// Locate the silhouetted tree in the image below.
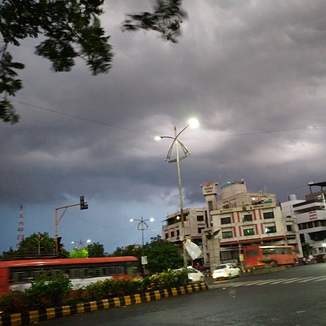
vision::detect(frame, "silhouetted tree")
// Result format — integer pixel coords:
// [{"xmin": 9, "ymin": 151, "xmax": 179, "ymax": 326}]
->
[
  {"xmin": 87, "ymin": 242, "xmax": 105, "ymax": 257},
  {"xmin": 0, "ymin": 0, "xmax": 186, "ymax": 123}
]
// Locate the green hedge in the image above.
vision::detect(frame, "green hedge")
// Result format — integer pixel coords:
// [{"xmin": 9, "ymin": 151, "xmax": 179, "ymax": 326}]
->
[{"xmin": 0, "ymin": 269, "xmax": 189, "ymax": 314}]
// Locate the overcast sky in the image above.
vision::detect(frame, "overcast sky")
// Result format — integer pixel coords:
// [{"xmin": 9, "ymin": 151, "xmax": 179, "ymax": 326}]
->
[{"xmin": 1, "ymin": 0, "xmax": 326, "ymax": 254}]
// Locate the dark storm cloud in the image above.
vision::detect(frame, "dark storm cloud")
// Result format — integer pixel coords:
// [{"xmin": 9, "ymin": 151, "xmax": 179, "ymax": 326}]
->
[{"xmin": 1, "ymin": 1, "xmax": 326, "ymax": 253}]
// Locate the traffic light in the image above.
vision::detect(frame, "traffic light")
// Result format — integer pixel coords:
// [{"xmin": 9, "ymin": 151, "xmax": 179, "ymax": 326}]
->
[
  {"xmin": 56, "ymin": 236, "xmax": 63, "ymax": 251},
  {"xmin": 80, "ymin": 196, "xmax": 88, "ymax": 210}
]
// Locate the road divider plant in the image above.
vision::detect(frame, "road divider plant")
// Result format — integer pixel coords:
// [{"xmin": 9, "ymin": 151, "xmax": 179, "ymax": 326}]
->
[{"xmin": 0, "ymin": 268, "xmax": 191, "ymax": 314}]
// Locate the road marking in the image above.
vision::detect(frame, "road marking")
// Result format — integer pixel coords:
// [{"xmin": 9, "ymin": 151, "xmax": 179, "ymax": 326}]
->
[
  {"xmin": 213, "ymin": 275, "xmax": 326, "ymax": 288},
  {"xmin": 282, "ymin": 277, "xmax": 301, "ymax": 283},
  {"xmin": 267, "ymin": 278, "xmax": 289, "ymax": 284},
  {"xmin": 298, "ymin": 276, "xmax": 317, "ymax": 283},
  {"xmin": 314, "ymin": 276, "xmax": 326, "ymax": 282}
]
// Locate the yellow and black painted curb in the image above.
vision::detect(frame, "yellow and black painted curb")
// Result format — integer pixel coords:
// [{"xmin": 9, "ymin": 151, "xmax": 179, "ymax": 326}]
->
[{"xmin": 0, "ymin": 282, "xmax": 208, "ymax": 326}]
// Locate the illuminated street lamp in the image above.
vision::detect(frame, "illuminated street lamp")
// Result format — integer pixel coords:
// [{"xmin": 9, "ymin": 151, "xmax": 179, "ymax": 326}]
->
[
  {"xmin": 71, "ymin": 239, "xmax": 91, "ymax": 249},
  {"xmin": 130, "ymin": 217, "xmax": 155, "ymax": 248},
  {"xmin": 155, "ymin": 118, "xmax": 199, "ymax": 267}
]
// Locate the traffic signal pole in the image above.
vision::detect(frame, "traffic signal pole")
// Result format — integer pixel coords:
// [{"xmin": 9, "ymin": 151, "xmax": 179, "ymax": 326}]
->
[{"xmin": 55, "ymin": 196, "xmax": 88, "ymax": 255}]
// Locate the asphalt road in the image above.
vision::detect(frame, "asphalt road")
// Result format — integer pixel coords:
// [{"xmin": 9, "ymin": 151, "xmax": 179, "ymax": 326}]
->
[{"xmin": 40, "ymin": 264, "xmax": 326, "ymax": 326}]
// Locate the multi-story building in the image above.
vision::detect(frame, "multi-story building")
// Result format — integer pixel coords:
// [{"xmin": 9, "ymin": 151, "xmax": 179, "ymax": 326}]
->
[
  {"xmin": 201, "ymin": 181, "xmax": 301, "ymax": 271},
  {"xmin": 162, "ymin": 207, "xmax": 207, "ymax": 265},
  {"xmin": 291, "ymin": 181, "xmax": 326, "ymax": 255}
]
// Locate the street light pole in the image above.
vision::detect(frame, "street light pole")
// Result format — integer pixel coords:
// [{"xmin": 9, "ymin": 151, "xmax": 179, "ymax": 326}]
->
[
  {"xmin": 174, "ymin": 125, "xmax": 187, "ymax": 268},
  {"xmin": 130, "ymin": 217, "xmax": 154, "ymax": 274},
  {"xmin": 155, "ymin": 118, "xmax": 199, "ymax": 268},
  {"xmin": 130, "ymin": 217, "xmax": 154, "ymax": 247}
]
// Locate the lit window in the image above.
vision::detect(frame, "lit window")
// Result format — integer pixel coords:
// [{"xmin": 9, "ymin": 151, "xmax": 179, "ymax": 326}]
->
[
  {"xmin": 265, "ymin": 226, "xmax": 277, "ymax": 233},
  {"xmin": 244, "ymin": 228, "xmax": 255, "ymax": 236},
  {"xmin": 222, "ymin": 231, "xmax": 233, "ymax": 239}
]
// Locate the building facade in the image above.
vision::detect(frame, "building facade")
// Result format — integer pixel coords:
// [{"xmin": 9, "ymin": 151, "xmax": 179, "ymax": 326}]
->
[
  {"xmin": 201, "ymin": 181, "xmax": 301, "ymax": 271},
  {"xmin": 291, "ymin": 181, "xmax": 326, "ymax": 255},
  {"xmin": 162, "ymin": 207, "xmax": 207, "ymax": 264},
  {"xmin": 161, "ymin": 180, "xmax": 303, "ymax": 271}
]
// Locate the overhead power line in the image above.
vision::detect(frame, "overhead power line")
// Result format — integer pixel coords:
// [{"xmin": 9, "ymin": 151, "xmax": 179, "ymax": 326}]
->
[{"xmin": 6, "ymin": 97, "xmax": 326, "ymax": 138}]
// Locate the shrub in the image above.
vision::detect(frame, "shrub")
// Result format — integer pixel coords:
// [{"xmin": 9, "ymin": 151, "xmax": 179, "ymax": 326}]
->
[
  {"xmin": 23, "ymin": 271, "xmax": 72, "ymax": 309},
  {"xmin": 0, "ymin": 269, "xmax": 198, "ymax": 314},
  {"xmin": 0, "ymin": 291, "xmax": 30, "ymax": 314}
]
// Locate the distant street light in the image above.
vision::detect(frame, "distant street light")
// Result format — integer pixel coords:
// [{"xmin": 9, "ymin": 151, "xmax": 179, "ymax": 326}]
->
[
  {"xmin": 155, "ymin": 118, "xmax": 199, "ymax": 268},
  {"xmin": 130, "ymin": 217, "xmax": 155, "ymax": 248},
  {"xmin": 71, "ymin": 239, "xmax": 91, "ymax": 249},
  {"xmin": 130, "ymin": 217, "xmax": 154, "ymax": 275}
]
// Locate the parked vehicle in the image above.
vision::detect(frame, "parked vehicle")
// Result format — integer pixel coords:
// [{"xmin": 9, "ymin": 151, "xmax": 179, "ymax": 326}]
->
[
  {"xmin": 315, "ymin": 254, "xmax": 326, "ymax": 263},
  {"xmin": 212, "ymin": 263, "xmax": 241, "ymax": 280}
]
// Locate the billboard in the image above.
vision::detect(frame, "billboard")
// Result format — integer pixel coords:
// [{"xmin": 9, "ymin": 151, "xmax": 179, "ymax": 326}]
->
[{"xmin": 201, "ymin": 182, "xmax": 218, "ymax": 196}]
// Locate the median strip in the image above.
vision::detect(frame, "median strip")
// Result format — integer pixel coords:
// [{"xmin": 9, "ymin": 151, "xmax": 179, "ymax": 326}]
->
[{"xmin": 0, "ymin": 282, "xmax": 208, "ymax": 326}]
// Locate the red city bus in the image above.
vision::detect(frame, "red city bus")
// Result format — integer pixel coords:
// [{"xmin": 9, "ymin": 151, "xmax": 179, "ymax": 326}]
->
[
  {"xmin": 243, "ymin": 245, "xmax": 298, "ymax": 268},
  {"xmin": 0, "ymin": 256, "xmax": 140, "ymax": 297}
]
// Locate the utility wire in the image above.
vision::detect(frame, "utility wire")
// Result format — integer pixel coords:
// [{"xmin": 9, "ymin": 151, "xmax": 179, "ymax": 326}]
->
[{"xmin": 8, "ymin": 97, "xmax": 326, "ymax": 139}]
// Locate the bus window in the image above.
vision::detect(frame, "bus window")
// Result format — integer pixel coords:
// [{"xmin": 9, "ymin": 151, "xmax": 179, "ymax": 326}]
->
[
  {"xmin": 84, "ymin": 268, "xmax": 94, "ymax": 277},
  {"xmin": 116, "ymin": 266, "xmax": 124, "ymax": 275},
  {"xmin": 246, "ymin": 250, "xmax": 259, "ymax": 257},
  {"xmin": 12, "ymin": 272, "xmax": 25, "ymax": 283},
  {"xmin": 109, "ymin": 266, "xmax": 116, "ymax": 275},
  {"xmin": 93, "ymin": 268, "xmax": 101, "ymax": 277},
  {"xmin": 70, "ymin": 269, "xmax": 79, "ymax": 278}
]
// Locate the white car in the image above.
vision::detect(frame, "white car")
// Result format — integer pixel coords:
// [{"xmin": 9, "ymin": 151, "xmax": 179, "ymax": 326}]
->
[
  {"xmin": 212, "ymin": 263, "xmax": 241, "ymax": 280},
  {"xmin": 174, "ymin": 267, "xmax": 205, "ymax": 283},
  {"xmin": 186, "ymin": 267, "xmax": 205, "ymax": 283}
]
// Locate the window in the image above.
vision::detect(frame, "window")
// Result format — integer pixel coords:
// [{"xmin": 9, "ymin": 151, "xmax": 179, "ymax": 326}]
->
[
  {"xmin": 197, "ymin": 215, "xmax": 204, "ymax": 221},
  {"xmin": 221, "ymin": 217, "xmax": 231, "ymax": 225},
  {"xmin": 109, "ymin": 266, "xmax": 116, "ymax": 275},
  {"xmin": 263, "ymin": 212, "xmax": 274, "ymax": 219},
  {"xmin": 176, "ymin": 230, "xmax": 180, "ymax": 236},
  {"xmin": 243, "ymin": 214, "xmax": 253, "ymax": 222},
  {"xmin": 94, "ymin": 268, "xmax": 101, "ymax": 277},
  {"xmin": 116, "ymin": 266, "xmax": 124, "ymax": 274},
  {"xmin": 12, "ymin": 272, "xmax": 25, "ymax": 283},
  {"xmin": 198, "ymin": 228, "xmax": 204, "ymax": 234},
  {"xmin": 222, "ymin": 231, "xmax": 233, "ymax": 239},
  {"xmin": 70, "ymin": 269, "xmax": 79, "ymax": 278},
  {"xmin": 171, "ymin": 231, "xmax": 175, "ymax": 237},
  {"xmin": 243, "ymin": 228, "xmax": 255, "ymax": 236},
  {"xmin": 262, "ymin": 247, "xmax": 291, "ymax": 255},
  {"xmin": 246, "ymin": 249, "xmax": 259, "ymax": 257},
  {"xmin": 265, "ymin": 225, "xmax": 277, "ymax": 233},
  {"xmin": 165, "ymin": 233, "xmax": 168, "ymax": 239},
  {"xmin": 286, "ymin": 225, "xmax": 293, "ymax": 232}
]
